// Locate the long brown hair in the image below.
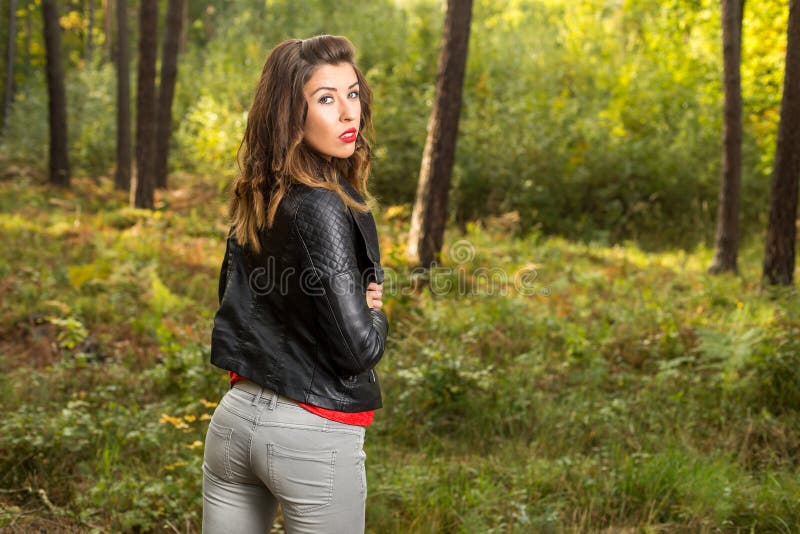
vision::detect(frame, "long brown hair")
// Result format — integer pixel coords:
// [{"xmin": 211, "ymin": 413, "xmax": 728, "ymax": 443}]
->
[{"xmin": 229, "ymin": 35, "xmax": 376, "ymax": 254}]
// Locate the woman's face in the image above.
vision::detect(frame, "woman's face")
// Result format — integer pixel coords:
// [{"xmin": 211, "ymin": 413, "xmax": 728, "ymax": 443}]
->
[{"xmin": 302, "ymin": 62, "xmax": 361, "ymax": 161}]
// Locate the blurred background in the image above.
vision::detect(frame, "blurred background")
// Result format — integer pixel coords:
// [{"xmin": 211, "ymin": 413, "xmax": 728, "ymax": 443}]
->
[{"xmin": 0, "ymin": 0, "xmax": 798, "ymax": 532}]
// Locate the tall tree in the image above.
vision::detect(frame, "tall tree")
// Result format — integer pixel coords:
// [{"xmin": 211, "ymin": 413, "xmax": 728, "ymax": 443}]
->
[
  {"xmin": 41, "ymin": 0, "xmax": 70, "ymax": 187},
  {"xmin": 154, "ymin": 0, "xmax": 184, "ymax": 189},
  {"xmin": 114, "ymin": 0, "xmax": 131, "ymax": 191},
  {"xmin": 103, "ymin": 0, "xmax": 112, "ymax": 61},
  {"xmin": 709, "ymin": 0, "xmax": 745, "ymax": 274},
  {"xmin": 407, "ymin": 0, "xmax": 473, "ymax": 268},
  {"xmin": 134, "ymin": 0, "xmax": 158, "ymax": 209},
  {"xmin": 3, "ymin": 0, "xmax": 17, "ymax": 132},
  {"xmin": 763, "ymin": 0, "xmax": 800, "ymax": 286}
]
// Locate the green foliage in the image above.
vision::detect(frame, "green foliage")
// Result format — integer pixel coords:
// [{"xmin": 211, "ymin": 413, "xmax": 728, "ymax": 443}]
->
[
  {"xmin": 1, "ymin": 63, "xmax": 117, "ymax": 177},
  {"xmin": 1, "ymin": 0, "xmax": 789, "ymax": 247},
  {"xmin": 1, "ymin": 0, "xmax": 800, "ymax": 529},
  {"xmin": 2, "ymin": 175, "xmax": 800, "ymax": 530}
]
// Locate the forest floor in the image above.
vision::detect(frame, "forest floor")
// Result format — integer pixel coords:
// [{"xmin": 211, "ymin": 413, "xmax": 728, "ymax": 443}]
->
[{"xmin": 1, "ymin": 173, "xmax": 799, "ymax": 533}]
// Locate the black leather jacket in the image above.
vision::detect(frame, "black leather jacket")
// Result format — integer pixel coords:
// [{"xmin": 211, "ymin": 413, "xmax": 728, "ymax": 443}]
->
[{"xmin": 210, "ymin": 175, "xmax": 389, "ymax": 412}]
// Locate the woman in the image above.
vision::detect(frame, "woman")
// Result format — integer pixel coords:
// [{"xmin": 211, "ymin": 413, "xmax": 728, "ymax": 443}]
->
[{"xmin": 203, "ymin": 35, "xmax": 389, "ymax": 534}]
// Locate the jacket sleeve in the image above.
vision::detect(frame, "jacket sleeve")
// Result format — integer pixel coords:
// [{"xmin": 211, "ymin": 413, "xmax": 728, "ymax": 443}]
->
[{"xmin": 294, "ymin": 188, "xmax": 389, "ymax": 376}]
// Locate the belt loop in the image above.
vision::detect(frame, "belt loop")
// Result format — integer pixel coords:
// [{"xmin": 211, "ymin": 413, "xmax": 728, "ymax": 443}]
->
[
  {"xmin": 251, "ymin": 386, "xmax": 263, "ymax": 407},
  {"xmin": 269, "ymin": 390, "xmax": 278, "ymax": 411}
]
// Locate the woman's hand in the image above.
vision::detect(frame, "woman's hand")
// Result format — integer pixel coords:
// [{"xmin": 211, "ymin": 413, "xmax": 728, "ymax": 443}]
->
[{"xmin": 366, "ymin": 282, "xmax": 383, "ymax": 310}]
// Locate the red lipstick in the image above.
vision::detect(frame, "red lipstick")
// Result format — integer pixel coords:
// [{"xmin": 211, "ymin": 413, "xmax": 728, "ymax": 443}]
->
[{"xmin": 339, "ymin": 128, "xmax": 357, "ymax": 143}]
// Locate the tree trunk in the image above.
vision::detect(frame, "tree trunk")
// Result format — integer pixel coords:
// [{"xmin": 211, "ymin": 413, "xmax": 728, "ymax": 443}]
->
[
  {"xmin": 763, "ymin": 0, "xmax": 800, "ymax": 286},
  {"xmin": 41, "ymin": 0, "xmax": 70, "ymax": 187},
  {"xmin": 407, "ymin": 0, "xmax": 473, "ymax": 268},
  {"xmin": 114, "ymin": 0, "xmax": 130, "ymax": 191},
  {"xmin": 134, "ymin": 0, "xmax": 158, "ymax": 209},
  {"xmin": 709, "ymin": 0, "xmax": 744, "ymax": 275},
  {"xmin": 3, "ymin": 0, "xmax": 17, "ymax": 133},
  {"xmin": 103, "ymin": 0, "xmax": 113, "ymax": 62},
  {"xmin": 86, "ymin": 0, "xmax": 94, "ymax": 61},
  {"xmin": 154, "ymin": 0, "xmax": 184, "ymax": 190}
]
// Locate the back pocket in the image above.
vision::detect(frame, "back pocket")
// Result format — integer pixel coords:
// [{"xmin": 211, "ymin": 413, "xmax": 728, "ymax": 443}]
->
[
  {"xmin": 204, "ymin": 421, "xmax": 234, "ymax": 480},
  {"xmin": 267, "ymin": 443, "xmax": 336, "ymax": 515}
]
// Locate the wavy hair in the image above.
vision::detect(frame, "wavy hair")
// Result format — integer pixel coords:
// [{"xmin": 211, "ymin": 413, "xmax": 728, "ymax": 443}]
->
[{"xmin": 229, "ymin": 35, "xmax": 375, "ymax": 255}]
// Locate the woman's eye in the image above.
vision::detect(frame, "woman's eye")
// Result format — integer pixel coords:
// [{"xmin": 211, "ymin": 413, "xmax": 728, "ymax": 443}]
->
[
  {"xmin": 348, "ymin": 90, "xmax": 359, "ymax": 99},
  {"xmin": 318, "ymin": 95, "xmax": 334, "ymax": 104}
]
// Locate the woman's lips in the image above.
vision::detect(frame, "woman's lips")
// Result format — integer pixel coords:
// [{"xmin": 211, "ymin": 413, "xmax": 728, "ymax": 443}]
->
[{"xmin": 339, "ymin": 128, "xmax": 357, "ymax": 143}]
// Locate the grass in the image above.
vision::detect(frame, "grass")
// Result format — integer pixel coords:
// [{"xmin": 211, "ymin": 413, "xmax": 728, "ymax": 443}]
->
[{"xmin": 0, "ymin": 172, "xmax": 798, "ymax": 533}]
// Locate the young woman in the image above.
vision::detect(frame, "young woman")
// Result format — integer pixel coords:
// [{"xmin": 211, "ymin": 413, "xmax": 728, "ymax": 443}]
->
[{"xmin": 202, "ymin": 35, "xmax": 389, "ymax": 533}]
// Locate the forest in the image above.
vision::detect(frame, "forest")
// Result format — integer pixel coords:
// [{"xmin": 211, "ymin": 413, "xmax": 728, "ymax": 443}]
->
[{"xmin": 0, "ymin": 0, "xmax": 799, "ymax": 532}]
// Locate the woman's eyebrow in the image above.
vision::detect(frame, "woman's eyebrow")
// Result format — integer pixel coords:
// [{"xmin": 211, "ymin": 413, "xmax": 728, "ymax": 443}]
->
[{"xmin": 310, "ymin": 81, "xmax": 359, "ymax": 96}]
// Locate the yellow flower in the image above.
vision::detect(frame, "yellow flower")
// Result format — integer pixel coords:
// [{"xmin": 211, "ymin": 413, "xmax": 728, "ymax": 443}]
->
[
  {"xmin": 187, "ymin": 440, "xmax": 203, "ymax": 450},
  {"xmin": 159, "ymin": 413, "xmax": 180, "ymax": 425},
  {"xmin": 199, "ymin": 399, "xmax": 218, "ymax": 408},
  {"xmin": 159, "ymin": 414, "xmax": 189, "ymax": 429},
  {"xmin": 165, "ymin": 461, "xmax": 188, "ymax": 471},
  {"xmin": 183, "ymin": 415, "xmax": 197, "ymax": 422}
]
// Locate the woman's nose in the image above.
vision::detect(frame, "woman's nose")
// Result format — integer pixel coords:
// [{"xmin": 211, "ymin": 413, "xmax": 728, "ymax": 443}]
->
[{"xmin": 340, "ymin": 100, "xmax": 358, "ymax": 122}]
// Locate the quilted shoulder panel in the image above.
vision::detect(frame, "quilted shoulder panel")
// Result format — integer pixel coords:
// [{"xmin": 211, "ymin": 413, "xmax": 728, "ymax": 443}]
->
[{"xmin": 294, "ymin": 188, "xmax": 358, "ymax": 279}]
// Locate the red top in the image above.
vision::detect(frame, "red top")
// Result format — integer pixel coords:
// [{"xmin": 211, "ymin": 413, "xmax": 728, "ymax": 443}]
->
[{"xmin": 228, "ymin": 371, "xmax": 374, "ymax": 426}]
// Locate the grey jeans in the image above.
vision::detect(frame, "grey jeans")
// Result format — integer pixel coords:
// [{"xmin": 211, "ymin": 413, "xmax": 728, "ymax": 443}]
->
[{"xmin": 202, "ymin": 380, "xmax": 368, "ymax": 534}]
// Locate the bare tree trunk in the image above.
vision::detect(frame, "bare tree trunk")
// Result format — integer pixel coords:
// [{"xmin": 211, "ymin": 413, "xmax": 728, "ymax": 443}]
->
[
  {"xmin": 41, "ymin": 0, "xmax": 70, "ymax": 187},
  {"xmin": 3, "ymin": 0, "xmax": 17, "ymax": 133},
  {"xmin": 86, "ymin": 0, "xmax": 94, "ymax": 61},
  {"xmin": 104, "ymin": 0, "xmax": 113, "ymax": 61},
  {"xmin": 709, "ymin": 0, "xmax": 745, "ymax": 274},
  {"xmin": 154, "ymin": 0, "xmax": 184, "ymax": 190},
  {"xmin": 133, "ymin": 0, "xmax": 158, "ymax": 209},
  {"xmin": 407, "ymin": 0, "xmax": 473, "ymax": 268},
  {"xmin": 114, "ymin": 0, "xmax": 130, "ymax": 191},
  {"xmin": 763, "ymin": 0, "xmax": 800, "ymax": 286}
]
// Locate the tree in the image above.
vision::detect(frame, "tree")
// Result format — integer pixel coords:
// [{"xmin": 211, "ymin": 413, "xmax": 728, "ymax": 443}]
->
[
  {"xmin": 41, "ymin": 0, "xmax": 70, "ymax": 187},
  {"xmin": 407, "ymin": 0, "xmax": 473, "ymax": 268},
  {"xmin": 103, "ymin": 0, "xmax": 112, "ymax": 61},
  {"xmin": 3, "ymin": 0, "xmax": 17, "ymax": 133},
  {"xmin": 762, "ymin": 0, "xmax": 800, "ymax": 286},
  {"xmin": 134, "ymin": 0, "xmax": 158, "ymax": 209},
  {"xmin": 709, "ymin": 0, "xmax": 745, "ymax": 274},
  {"xmin": 114, "ymin": 0, "xmax": 131, "ymax": 191},
  {"xmin": 154, "ymin": 0, "xmax": 184, "ymax": 190}
]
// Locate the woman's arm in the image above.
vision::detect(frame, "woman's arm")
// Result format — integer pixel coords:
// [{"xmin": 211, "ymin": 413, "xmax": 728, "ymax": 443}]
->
[{"xmin": 294, "ymin": 188, "xmax": 389, "ymax": 376}]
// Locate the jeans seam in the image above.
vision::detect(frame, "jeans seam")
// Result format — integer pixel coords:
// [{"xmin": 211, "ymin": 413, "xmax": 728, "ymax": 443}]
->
[
  {"xmin": 247, "ymin": 418, "xmax": 257, "ymax": 477},
  {"xmin": 257, "ymin": 421, "xmax": 363, "ymax": 436},
  {"xmin": 218, "ymin": 425, "xmax": 233, "ymax": 480},
  {"xmin": 220, "ymin": 400, "xmax": 259, "ymax": 424}
]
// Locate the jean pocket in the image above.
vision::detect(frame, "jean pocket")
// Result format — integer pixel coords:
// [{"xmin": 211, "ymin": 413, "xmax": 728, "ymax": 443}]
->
[
  {"xmin": 267, "ymin": 443, "xmax": 336, "ymax": 515},
  {"xmin": 204, "ymin": 421, "xmax": 234, "ymax": 480}
]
